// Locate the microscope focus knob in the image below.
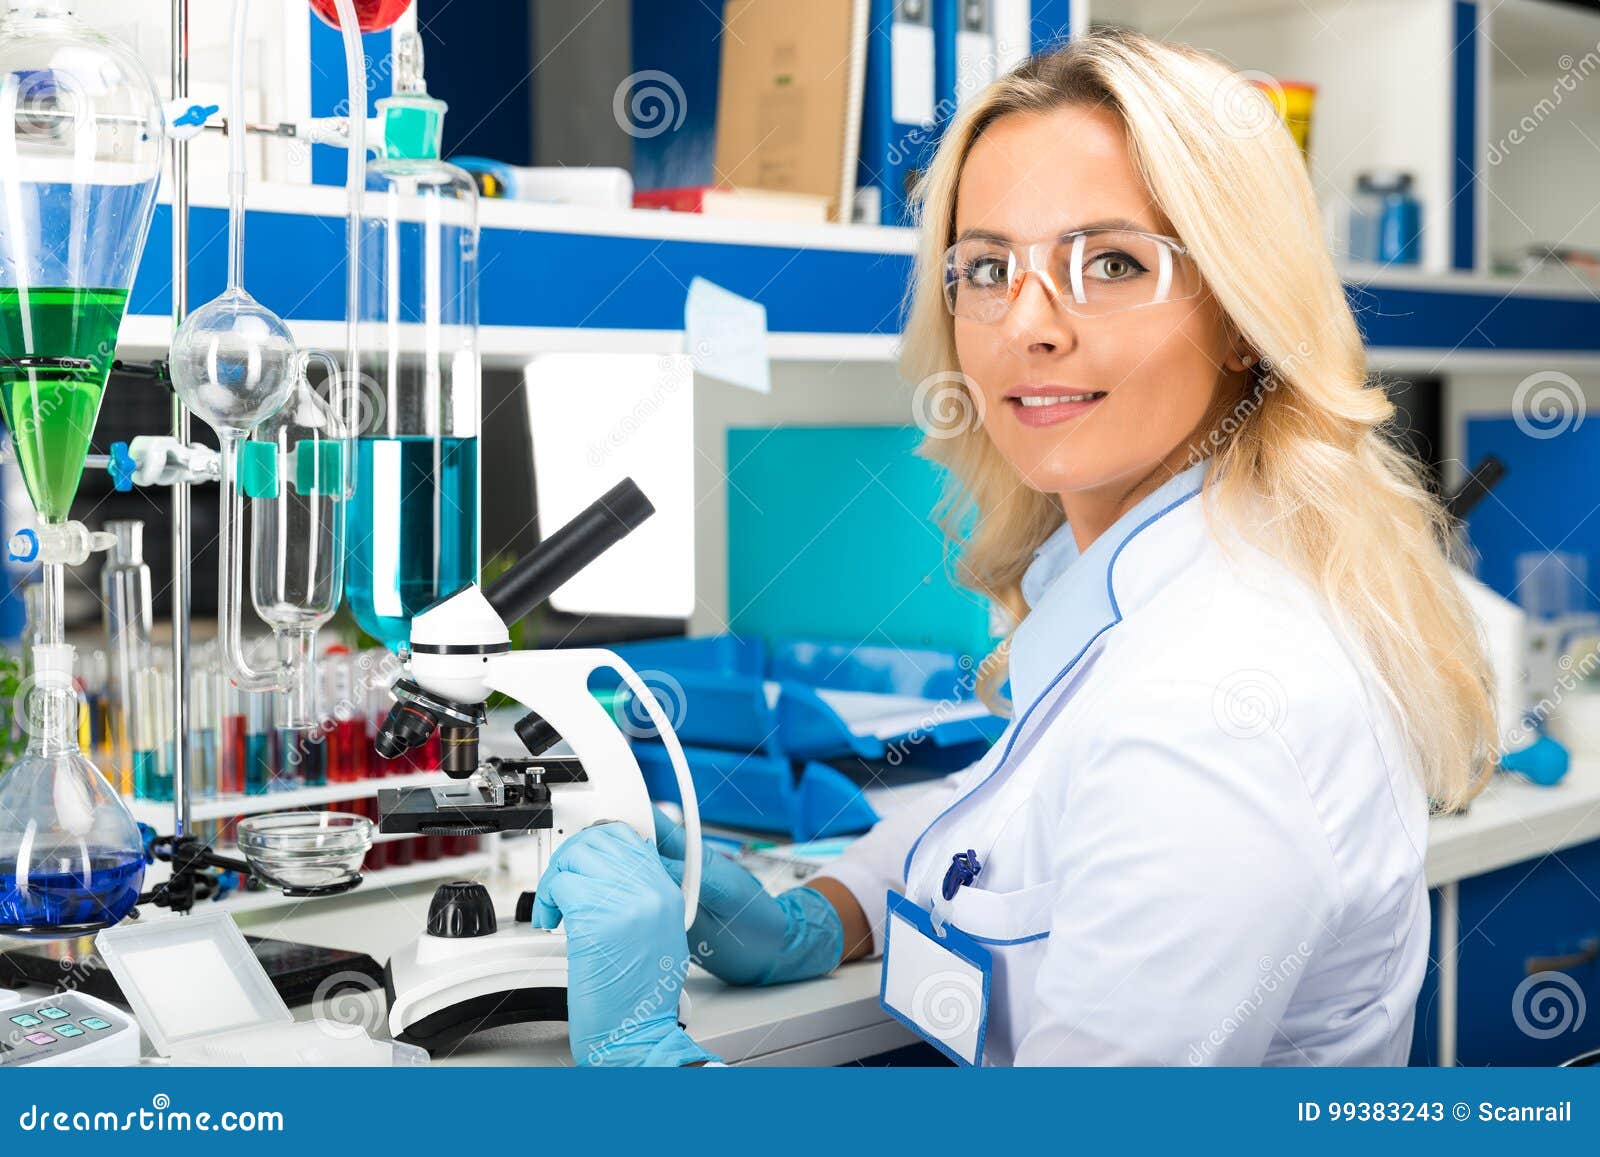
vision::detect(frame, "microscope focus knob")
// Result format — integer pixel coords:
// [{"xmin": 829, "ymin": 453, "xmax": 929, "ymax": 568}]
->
[{"xmin": 426, "ymin": 880, "xmax": 499, "ymax": 939}]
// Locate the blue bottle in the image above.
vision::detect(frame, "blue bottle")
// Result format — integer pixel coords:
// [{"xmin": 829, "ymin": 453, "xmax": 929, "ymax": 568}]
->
[{"xmin": 1349, "ymin": 170, "xmax": 1422, "ymax": 266}]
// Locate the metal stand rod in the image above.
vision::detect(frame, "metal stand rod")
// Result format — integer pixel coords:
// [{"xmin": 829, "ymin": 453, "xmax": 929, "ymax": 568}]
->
[{"xmin": 169, "ymin": 0, "xmax": 193, "ymax": 842}]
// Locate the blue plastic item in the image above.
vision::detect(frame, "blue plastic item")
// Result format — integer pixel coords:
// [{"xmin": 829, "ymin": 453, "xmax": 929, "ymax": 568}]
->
[
  {"xmin": 171, "ymin": 102, "xmax": 219, "ymax": 128},
  {"xmin": 599, "ymin": 634, "xmax": 1004, "ymax": 762},
  {"xmin": 449, "ymin": 156, "xmax": 518, "ymax": 198},
  {"xmin": 1349, "ymin": 171, "xmax": 1422, "ymax": 266},
  {"xmin": 1501, "ymin": 733, "xmax": 1569, "ymax": 786},
  {"xmin": 770, "ymin": 637, "xmax": 975, "ymax": 700},
  {"xmin": 108, "ymin": 442, "xmax": 136, "ymax": 491},
  {"xmin": 598, "ymin": 632, "xmax": 1004, "ymax": 839},
  {"xmin": 605, "ymin": 633, "xmax": 767, "ymax": 677},
  {"xmin": 7, "ymin": 527, "xmax": 37, "ymax": 563},
  {"xmin": 632, "ymin": 743, "xmax": 879, "ymax": 843}
]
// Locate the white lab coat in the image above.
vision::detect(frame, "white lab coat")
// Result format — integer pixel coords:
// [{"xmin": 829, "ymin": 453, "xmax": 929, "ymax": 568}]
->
[{"xmin": 826, "ymin": 464, "xmax": 1430, "ymax": 1066}]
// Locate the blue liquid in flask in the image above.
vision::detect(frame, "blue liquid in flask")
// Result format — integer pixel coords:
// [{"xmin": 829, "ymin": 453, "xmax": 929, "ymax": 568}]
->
[
  {"xmin": 0, "ymin": 853, "xmax": 144, "ymax": 938},
  {"xmin": 346, "ymin": 435, "xmax": 479, "ymax": 650}
]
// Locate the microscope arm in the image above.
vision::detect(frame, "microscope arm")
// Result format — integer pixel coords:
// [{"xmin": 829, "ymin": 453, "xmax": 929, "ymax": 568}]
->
[{"xmin": 482, "ymin": 648, "xmax": 702, "ymax": 928}]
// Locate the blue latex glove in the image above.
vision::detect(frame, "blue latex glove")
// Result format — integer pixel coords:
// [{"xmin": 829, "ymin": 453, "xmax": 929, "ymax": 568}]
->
[
  {"xmin": 531, "ymin": 822, "xmax": 720, "ymax": 1067},
  {"xmin": 655, "ymin": 811, "xmax": 843, "ymax": 987}
]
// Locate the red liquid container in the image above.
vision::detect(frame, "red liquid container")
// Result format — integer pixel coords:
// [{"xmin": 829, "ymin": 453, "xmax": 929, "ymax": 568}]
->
[
  {"xmin": 361, "ymin": 798, "xmax": 389, "ymax": 871},
  {"xmin": 222, "ymin": 714, "xmax": 246, "ymax": 794},
  {"xmin": 339, "ymin": 719, "xmax": 366, "ymax": 782},
  {"xmin": 309, "ymin": 0, "xmax": 413, "ymax": 33}
]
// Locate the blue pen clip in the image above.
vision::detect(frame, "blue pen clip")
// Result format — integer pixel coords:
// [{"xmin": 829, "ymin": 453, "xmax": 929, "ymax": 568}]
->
[{"xmin": 941, "ymin": 849, "xmax": 982, "ymax": 901}]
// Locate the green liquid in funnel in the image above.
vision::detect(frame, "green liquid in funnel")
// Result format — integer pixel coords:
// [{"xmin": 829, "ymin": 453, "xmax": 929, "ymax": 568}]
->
[{"xmin": 0, "ymin": 287, "xmax": 127, "ymax": 522}]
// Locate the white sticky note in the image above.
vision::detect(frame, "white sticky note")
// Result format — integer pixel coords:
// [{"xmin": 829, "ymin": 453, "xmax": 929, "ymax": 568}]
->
[{"xmin": 685, "ymin": 277, "xmax": 770, "ymax": 395}]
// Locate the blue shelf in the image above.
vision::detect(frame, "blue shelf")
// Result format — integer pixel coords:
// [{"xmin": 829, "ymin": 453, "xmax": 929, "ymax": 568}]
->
[
  {"xmin": 1345, "ymin": 275, "xmax": 1600, "ymax": 355},
  {"xmin": 128, "ymin": 199, "xmax": 912, "ymax": 341},
  {"xmin": 123, "ymin": 196, "xmax": 1600, "ymax": 359}
]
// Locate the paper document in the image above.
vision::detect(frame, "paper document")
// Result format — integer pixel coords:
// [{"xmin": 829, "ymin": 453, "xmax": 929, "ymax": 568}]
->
[
  {"xmin": 685, "ymin": 276, "xmax": 770, "ymax": 394},
  {"xmin": 813, "ymin": 687, "xmax": 996, "ymax": 740}
]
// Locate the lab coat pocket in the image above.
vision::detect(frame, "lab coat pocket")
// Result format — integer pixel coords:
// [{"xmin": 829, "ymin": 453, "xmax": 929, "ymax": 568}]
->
[
  {"xmin": 947, "ymin": 880, "xmax": 1056, "ymax": 945},
  {"xmin": 943, "ymin": 881, "xmax": 1057, "ymax": 1065}
]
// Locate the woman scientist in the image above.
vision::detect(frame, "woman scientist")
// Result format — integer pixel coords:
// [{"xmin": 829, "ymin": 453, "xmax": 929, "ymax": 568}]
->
[{"xmin": 529, "ymin": 27, "xmax": 1497, "ymax": 1067}]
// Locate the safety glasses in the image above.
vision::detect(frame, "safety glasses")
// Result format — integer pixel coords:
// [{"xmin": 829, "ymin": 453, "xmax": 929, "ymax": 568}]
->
[{"xmin": 942, "ymin": 228, "xmax": 1201, "ymax": 323}]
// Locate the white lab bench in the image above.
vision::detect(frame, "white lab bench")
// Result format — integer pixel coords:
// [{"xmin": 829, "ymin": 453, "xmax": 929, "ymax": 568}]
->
[
  {"xmin": 237, "ymin": 860, "xmax": 910, "ymax": 1067},
  {"xmin": 218, "ymin": 759, "xmax": 1600, "ymax": 1067}
]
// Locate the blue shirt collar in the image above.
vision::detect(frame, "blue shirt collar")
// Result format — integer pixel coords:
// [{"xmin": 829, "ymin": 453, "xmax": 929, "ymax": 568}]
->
[
  {"xmin": 1021, "ymin": 461, "xmax": 1210, "ymax": 609},
  {"xmin": 1006, "ymin": 461, "xmax": 1210, "ymax": 714}
]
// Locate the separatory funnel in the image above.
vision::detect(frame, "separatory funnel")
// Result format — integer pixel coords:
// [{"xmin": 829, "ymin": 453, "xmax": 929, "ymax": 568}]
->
[
  {"xmin": 0, "ymin": 644, "xmax": 146, "ymax": 938},
  {"xmin": 170, "ymin": 0, "xmax": 349, "ymax": 705},
  {"xmin": 0, "ymin": 0, "xmax": 164, "ymax": 638}
]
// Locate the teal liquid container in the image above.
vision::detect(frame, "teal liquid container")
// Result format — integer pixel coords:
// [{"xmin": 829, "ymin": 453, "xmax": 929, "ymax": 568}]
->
[{"xmin": 345, "ymin": 32, "xmax": 480, "ymax": 650}]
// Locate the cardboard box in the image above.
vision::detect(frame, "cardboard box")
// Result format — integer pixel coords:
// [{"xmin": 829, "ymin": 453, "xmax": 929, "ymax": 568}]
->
[{"xmin": 713, "ymin": 0, "xmax": 867, "ymax": 221}]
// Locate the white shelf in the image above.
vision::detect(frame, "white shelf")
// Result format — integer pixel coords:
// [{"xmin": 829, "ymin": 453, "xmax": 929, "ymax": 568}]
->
[
  {"xmin": 1484, "ymin": 0, "xmax": 1600, "ymax": 271},
  {"xmin": 1428, "ymin": 758, "xmax": 1600, "ymax": 888},
  {"xmin": 136, "ymin": 851, "xmax": 496, "ymax": 918},
  {"xmin": 1089, "ymin": 0, "xmax": 1458, "ymax": 274},
  {"xmin": 1340, "ymin": 263, "xmax": 1600, "ymax": 299},
  {"xmin": 125, "ymin": 771, "xmax": 441, "ymax": 829},
  {"xmin": 116, "ymin": 315, "xmax": 902, "ymax": 368},
  {"xmin": 189, "ymin": 180, "xmax": 918, "ymax": 256}
]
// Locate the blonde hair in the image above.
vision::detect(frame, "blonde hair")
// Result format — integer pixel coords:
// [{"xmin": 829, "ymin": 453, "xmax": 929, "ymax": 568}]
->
[{"xmin": 903, "ymin": 27, "xmax": 1495, "ymax": 811}]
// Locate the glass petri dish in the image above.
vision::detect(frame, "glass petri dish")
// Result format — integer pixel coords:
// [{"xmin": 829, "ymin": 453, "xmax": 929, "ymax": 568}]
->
[{"xmin": 237, "ymin": 811, "xmax": 372, "ymax": 893}]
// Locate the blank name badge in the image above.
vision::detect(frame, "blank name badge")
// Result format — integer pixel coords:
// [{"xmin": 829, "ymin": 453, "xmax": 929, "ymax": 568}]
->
[{"xmin": 880, "ymin": 891, "xmax": 992, "ymax": 1066}]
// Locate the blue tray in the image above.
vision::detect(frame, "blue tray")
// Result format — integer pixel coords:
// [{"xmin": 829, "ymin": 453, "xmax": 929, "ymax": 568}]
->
[
  {"xmin": 593, "ymin": 634, "xmax": 1005, "ymax": 839},
  {"xmin": 631, "ymin": 743, "xmax": 880, "ymax": 842},
  {"xmin": 594, "ymin": 635, "xmax": 1004, "ymax": 762}
]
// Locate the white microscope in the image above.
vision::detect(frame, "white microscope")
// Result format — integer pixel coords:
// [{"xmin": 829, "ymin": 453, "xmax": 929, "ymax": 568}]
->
[{"xmin": 374, "ymin": 478, "xmax": 703, "ymax": 1053}]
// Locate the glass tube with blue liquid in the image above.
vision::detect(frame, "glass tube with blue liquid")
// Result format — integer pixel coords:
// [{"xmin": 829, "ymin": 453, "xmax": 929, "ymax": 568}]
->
[{"xmin": 346, "ymin": 33, "xmax": 481, "ymax": 653}]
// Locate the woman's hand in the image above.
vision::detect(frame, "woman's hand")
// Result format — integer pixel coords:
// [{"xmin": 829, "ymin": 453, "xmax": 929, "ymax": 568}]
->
[
  {"xmin": 530, "ymin": 822, "xmax": 719, "ymax": 1067},
  {"xmin": 655, "ymin": 811, "xmax": 844, "ymax": 986}
]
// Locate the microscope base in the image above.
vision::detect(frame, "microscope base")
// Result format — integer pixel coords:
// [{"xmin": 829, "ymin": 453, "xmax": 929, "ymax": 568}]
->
[{"xmin": 384, "ymin": 923, "xmax": 569, "ymax": 1055}]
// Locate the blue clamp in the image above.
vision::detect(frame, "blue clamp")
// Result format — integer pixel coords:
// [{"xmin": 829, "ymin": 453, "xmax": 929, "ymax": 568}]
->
[
  {"xmin": 109, "ymin": 441, "xmax": 136, "ymax": 491},
  {"xmin": 213, "ymin": 870, "xmax": 241, "ymax": 900},
  {"xmin": 8, "ymin": 528, "xmax": 38, "ymax": 563},
  {"xmin": 173, "ymin": 102, "xmax": 219, "ymax": 128},
  {"xmin": 941, "ymin": 849, "xmax": 983, "ymax": 901},
  {"xmin": 137, "ymin": 823, "xmax": 158, "ymax": 864}
]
